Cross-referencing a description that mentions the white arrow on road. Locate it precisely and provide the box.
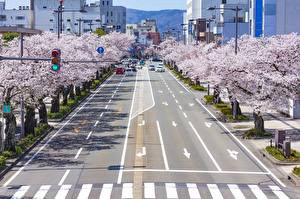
[138,120,145,126]
[172,121,178,127]
[205,122,212,128]
[136,147,146,157]
[189,103,194,107]
[183,148,191,159]
[180,91,184,94]
[162,102,169,106]
[227,149,239,160]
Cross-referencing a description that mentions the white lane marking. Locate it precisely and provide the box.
[156,121,170,170]
[94,121,99,127]
[3,75,115,187]
[170,90,173,94]
[54,185,71,199]
[122,183,133,198]
[183,112,188,118]
[11,186,30,199]
[86,131,93,140]
[108,99,112,103]
[167,69,191,93]
[74,148,83,159]
[205,122,212,128]
[111,94,115,98]
[58,170,70,186]
[117,74,138,184]
[172,94,175,98]
[187,183,201,199]
[189,121,222,171]
[33,185,51,199]
[228,184,245,199]
[189,103,194,107]
[144,183,155,198]
[99,184,113,199]
[105,105,109,109]
[207,184,223,199]
[77,184,93,199]
[165,183,178,198]
[136,147,146,157]
[162,102,169,106]
[227,149,239,160]
[269,186,290,199]
[175,100,179,104]
[178,105,183,110]
[100,112,104,118]
[158,90,163,94]
[195,98,285,187]
[183,148,191,159]
[248,185,268,199]
[172,121,178,127]
[138,120,145,126]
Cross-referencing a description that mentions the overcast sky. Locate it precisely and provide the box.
[6,0,185,10]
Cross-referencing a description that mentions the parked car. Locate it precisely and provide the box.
[136,65,143,69]
[116,67,125,75]
[125,68,134,76]
[155,65,165,72]
[131,66,137,72]
[149,65,156,71]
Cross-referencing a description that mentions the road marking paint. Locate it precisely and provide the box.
[58,170,70,186]
[77,184,92,199]
[99,184,113,199]
[112,94,115,98]
[11,185,30,199]
[205,122,212,128]
[162,102,169,106]
[189,121,222,171]
[175,100,179,104]
[249,185,268,199]
[86,131,92,140]
[178,105,183,110]
[167,69,191,93]
[183,112,188,118]
[227,149,239,160]
[180,91,184,94]
[156,121,170,170]
[187,183,201,199]
[172,94,175,98]
[33,185,51,199]
[54,185,71,199]
[136,147,146,157]
[138,120,145,126]
[100,112,104,118]
[74,148,83,159]
[3,75,115,187]
[189,103,194,107]
[172,121,178,127]
[108,99,112,103]
[195,98,285,187]
[269,186,290,199]
[228,184,245,199]
[122,183,133,198]
[158,90,163,94]
[117,73,138,184]
[105,105,109,109]
[207,184,223,199]
[144,183,155,198]
[165,183,178,198]
[94,121,99,127]
[183,148,191,159]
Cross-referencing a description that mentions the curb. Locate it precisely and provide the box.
[0,126,54,180]
[260,149,300,165]
[288,172,300,186]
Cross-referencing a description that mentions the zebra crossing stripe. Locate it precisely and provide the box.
[207,184,223,199]
[11,186,30,199]
[165,183,178,198]
[144,183,155,198]
[77,184,93,199]
[187,183,201,199]
[122,183,133,198]
[99,184,113,199]
[269,186,290,199]
[248,185,268,199]
[54,185,71,199]
[228,184,245,199]
[33,185,51,199]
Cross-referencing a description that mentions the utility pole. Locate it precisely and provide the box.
[77,18,84,36]
[57,0,63,39]
[235,5,239,55]
[88,20,94,32]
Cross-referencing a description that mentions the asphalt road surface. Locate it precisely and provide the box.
[0,63,298,199]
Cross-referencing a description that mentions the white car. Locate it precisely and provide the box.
[155,65,165,72]
[125,68,134,76]
[149,65,156,71]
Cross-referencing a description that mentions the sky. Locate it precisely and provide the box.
[6,0,185,11]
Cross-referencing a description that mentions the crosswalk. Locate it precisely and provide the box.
[6,182,290,199]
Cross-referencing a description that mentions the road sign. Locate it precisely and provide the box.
[97,47,105,55]
[3,104,11,113]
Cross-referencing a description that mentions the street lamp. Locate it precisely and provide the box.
[207,6,242,54]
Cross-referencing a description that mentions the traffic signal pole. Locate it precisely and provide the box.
[0,56,117,63]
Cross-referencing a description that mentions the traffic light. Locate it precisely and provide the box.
[51,49,61,72]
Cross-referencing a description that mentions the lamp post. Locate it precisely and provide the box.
[207,6,242,54]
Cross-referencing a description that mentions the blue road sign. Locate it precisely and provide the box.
[3,104,11,113]
[97,47,105,55]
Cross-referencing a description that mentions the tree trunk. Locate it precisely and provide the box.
[38,99,48,125]
[62,86,70,106]
[213,86,221,104]
[0,121,3,152]
[75,86,81,96]
[4,112,16,151]
[231,98,242,119]
[253,111,265,133]
[96,70,100,80]
[69,85,75,100]
[50,93,60,113]
[25,106,36,136]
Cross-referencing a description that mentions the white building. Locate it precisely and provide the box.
[249,0,300,37]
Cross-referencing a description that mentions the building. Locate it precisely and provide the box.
[249,0,300,37]
[0,0,126,34]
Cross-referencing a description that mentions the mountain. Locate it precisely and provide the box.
[126,8,185,33]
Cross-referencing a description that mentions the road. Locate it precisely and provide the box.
[0,62,298,198]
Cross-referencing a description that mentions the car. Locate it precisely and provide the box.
[149,65,156,71]
[155,65,165,72]
[131,66,137,72]
[116,67,125,75]
[125,68,134,76]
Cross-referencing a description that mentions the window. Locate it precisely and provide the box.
[49,19,53,22]
[102,1,105,6]
[111,11,113,16]
[222,0,226,4]
[107,1,109,6]
[50,28,53,31]
[67,28,71,31]
[0,15,6,21]
[43,6,47,9]
[107,11,109,16]
[16,24,24,27]
[16,16,25,20]
[67,19,71,22]
[74,23,78,25]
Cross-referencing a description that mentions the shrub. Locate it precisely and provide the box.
[191,85,207,91]
[243,128,271,139]
[93,80,100,85]
[214,104,228,109]
[2,151,13,159]
[265,146,300,161]
[35,123,50,136]
[204,95,214,104]
[0,156,6,167]
[48,112,64,119]
[220,107,232,116]
[67,99,77,107]
[293,167,300,178]
[15,146,23,156]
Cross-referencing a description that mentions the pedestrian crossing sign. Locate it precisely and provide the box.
[3,104,11,113]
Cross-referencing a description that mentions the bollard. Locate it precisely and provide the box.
[283,141,291,158]
[275,130,286,149]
